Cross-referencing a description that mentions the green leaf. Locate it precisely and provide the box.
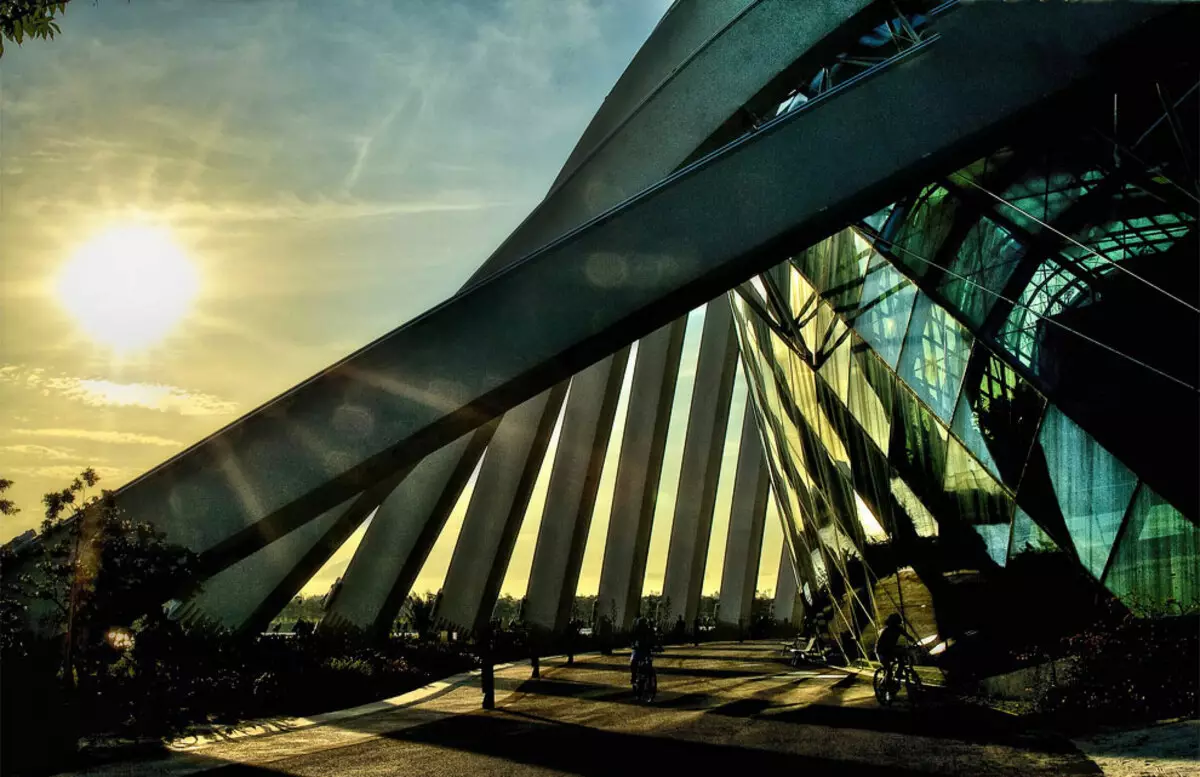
[14,21,23,45]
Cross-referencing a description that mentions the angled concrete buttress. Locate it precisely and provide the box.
[317,425,496,638]
[596,319,687,630]
[86,6,1157,602]
[523,347,632,633]
[716,400,770,630]
[436,386,569,633]
[662,298,739,624]
[174,475,404,634]
[772,544,803,627]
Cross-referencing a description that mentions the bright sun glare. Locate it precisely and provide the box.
[57,223,199,352]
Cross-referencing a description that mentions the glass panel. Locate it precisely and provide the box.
[1008,506,1062,560]
[793,227,871,312]
[897,293,973,424]
[855,491,889,544]
[847,340,891,453]
[951,347,1047,485]
[1039,407,1138,579]
[1103,484,1199,616]
[890,476,937,538]
[998,257,1094,372]
[851,250,918,368]
[942,438,1012,528]
[889,384,949,510]
[973,524,1010,567]
[937,216,1023,328]
[890,185,958,279]
[817,320,852,406]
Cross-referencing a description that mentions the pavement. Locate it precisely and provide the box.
[59,641,1198,777]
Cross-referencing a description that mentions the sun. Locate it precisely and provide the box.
[57,223,199,352]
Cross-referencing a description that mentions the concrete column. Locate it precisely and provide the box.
[595,318,687,630]
[176,481,391,634]
[716,402,770,629]
[319,424,495,638]
[662,299,739,624]
[772,544,803,627]
[436,385,568,633]
[523,348,631,633]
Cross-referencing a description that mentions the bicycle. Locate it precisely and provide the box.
[873,650,923,706]
[631,654,657,703]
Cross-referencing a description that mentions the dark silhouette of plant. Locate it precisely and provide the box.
[1,0,69,57]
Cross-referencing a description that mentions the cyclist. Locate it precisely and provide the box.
[629,615,655,687]
[875,612,917,681]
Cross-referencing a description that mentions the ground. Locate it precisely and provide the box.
[61,642,1197,777]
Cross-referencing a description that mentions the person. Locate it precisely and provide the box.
[875,613,916,678]
[630,615,655,686]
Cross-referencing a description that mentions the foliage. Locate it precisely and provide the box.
[0,477,18,516]
[0,0,70,57]
[1,470,201,773]
[399,591,439,639]
[1021,602,1199,730]
[270,594,326,629]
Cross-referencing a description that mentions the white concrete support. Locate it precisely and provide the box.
[772,545,803,627]
[595,319,687,630]
[523,348,631,633]
[319,426,495,638]
[176,493,369,634]
[436,386,568,633]
[716,402,770,629]
[662,299,739,624]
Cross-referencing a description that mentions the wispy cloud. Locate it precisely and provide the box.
[0,444,79,461]
[10,429,183,447]
[1,366,237,417]
[6,464,132,482]
[6,190,503,224]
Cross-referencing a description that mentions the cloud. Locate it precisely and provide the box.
[6,464,132,482]
[11,429,183,447]
[6,190,503,224]
[1,366,237,417]
[0,444,79,461]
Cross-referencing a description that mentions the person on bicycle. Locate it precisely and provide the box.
[875,612,916,677]
[630,615,655,685]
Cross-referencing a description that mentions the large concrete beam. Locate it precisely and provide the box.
[104,5,1160,583]
[318,425,495,638]
[539,0,874,260]
[662,299,739,623]
[716,401,770,629]
[595,319,687,629]
[435,387,568,633]
[523,348,631,633]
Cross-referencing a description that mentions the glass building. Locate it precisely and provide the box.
[728,36,1198,661]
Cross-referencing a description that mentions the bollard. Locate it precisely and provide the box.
[481,624,495,710]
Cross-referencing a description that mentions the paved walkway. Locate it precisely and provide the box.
[61,642,1196,776]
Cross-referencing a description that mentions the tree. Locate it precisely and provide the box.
[406,592,438,641]
[0,477,18,517]
[0,470,200,673]
[0,1,70,57]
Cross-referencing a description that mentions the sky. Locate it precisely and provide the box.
[0,0,782,602]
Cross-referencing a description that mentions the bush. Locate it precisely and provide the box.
[1027,605,1198,729]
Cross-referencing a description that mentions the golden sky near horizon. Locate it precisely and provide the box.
[0,0,783,602]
